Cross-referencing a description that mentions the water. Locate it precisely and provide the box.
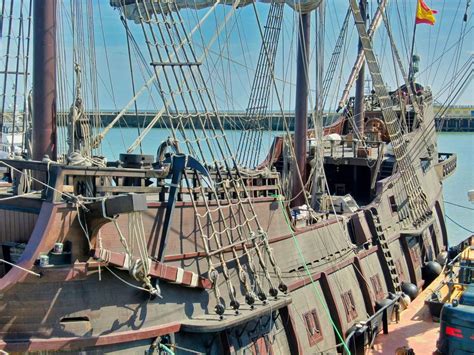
[101,128,474,245]
[100,127,278,164]
[438,133,474,245]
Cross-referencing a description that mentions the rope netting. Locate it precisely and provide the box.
[115,0,287,313]
[0,0,32,156]
[57,0,103,161]
[236,2,284,168]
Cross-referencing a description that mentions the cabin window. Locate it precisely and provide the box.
[303,309,323,346]
[370,274,385,301]
[335,183,346,195]
[395,259,406,282]
[388,195,398,213]
[341,290,358,322]
[420,158,430,173]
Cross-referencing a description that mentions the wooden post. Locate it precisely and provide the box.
[32,0,57,161]
[292,13,310,207]
[354,0,366,137]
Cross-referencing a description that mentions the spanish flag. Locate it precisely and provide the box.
[415,0,438,25]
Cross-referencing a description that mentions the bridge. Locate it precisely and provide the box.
[2,105,473,132]
[91,105,474,132]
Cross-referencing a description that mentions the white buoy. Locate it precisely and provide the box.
[39,254,49,267]
[399,293,411,311]
[54,242,64,254]
[468,190,474,203]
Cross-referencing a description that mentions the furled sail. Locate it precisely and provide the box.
[111,0,323,22]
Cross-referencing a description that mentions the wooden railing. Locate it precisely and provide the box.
[322,138,383,160]
[0,159,281,203]
[434,153,457,180]
[344,295,400,354]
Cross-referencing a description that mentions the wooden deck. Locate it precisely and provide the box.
[369,273,446,354]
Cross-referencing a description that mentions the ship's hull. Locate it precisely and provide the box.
[0,103,458,354]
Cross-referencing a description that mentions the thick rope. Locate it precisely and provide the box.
[100,198,158,296]
[0,258,41,277]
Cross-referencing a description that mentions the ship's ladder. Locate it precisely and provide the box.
[237,1,284,168]
[349,0,432,228]
[319,7,351,112]
[371,210,402,293]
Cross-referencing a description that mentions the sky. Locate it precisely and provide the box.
[1,0,473,114]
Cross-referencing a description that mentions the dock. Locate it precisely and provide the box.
[370,272,446,354]
[82,105,474,132]
[2,105,473,132]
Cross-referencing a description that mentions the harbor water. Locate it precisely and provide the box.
[101,128,473,246]
[438,132,474,245]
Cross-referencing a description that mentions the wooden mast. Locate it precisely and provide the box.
[291,12,310,207]
[354,0,366,136]
[32,0,57,161]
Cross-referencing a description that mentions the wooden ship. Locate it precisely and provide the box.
[0,0,463,353]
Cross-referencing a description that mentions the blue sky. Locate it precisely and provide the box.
[3,0,472,114]
[90,0,472,111]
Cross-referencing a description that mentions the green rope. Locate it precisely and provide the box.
[159,343,176,355]
[273,195,351,355]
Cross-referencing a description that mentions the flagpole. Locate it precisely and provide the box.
[408,18,417,82]
[410,0,437,82]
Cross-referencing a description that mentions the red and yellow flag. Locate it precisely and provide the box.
[416,0,438,25]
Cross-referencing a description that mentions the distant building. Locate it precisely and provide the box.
[435,105,474,132]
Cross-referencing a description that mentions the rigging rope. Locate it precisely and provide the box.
[0,0,32,157]
[320,7,350,113]
[100,198,158,296]
[350,0,432,226]
[95,0,224,149]
[0,190,40,201]
[445,214,474,234]
[126,0,238,154]
[237,2,284,168]
[109,0,289,313]
[445,201,474,211]
[0,258,41,277]
[0,160,87,208]
[249,3,313,209]
[121,15,143,154]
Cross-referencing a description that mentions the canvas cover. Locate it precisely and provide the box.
[111,0,323,22]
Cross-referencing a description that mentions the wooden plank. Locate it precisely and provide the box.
[181,297,292,333]
[0,203,59,293]
[0,210,37,244]
[96,186,164,193]
[0,322,182,352]
[6,210,11,243]
[0,211,5,242]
